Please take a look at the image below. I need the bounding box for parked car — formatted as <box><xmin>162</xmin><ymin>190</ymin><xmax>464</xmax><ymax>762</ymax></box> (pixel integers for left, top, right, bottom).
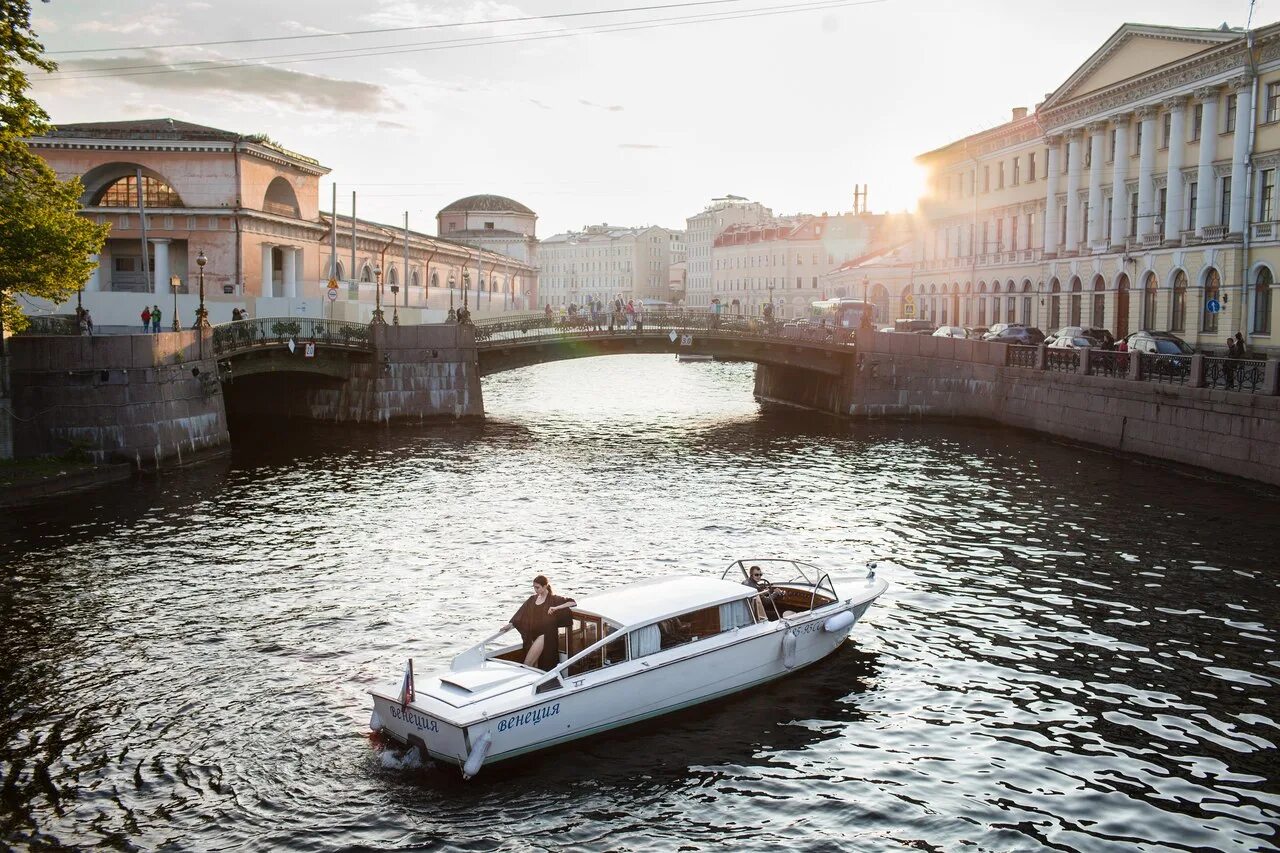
<box><xmin>966</xmin><ymin>326</ymin><xmax>989</xmax><ymax>339</ymax></box>
<box><xmin>982</xmin><ymin>323</ymin><xmax>1020</xmax><ymax>340</ymax></box>
<box><xmin>1123</xmin><ymin>330</ymin><xmax>1194</xmax><ymax>355</ymax></box>
<box><xmin>1050</xmin><ymin>325</ymin><xmax>1115</xmax><ymax>349</ymax></box>
<box><xmin>878</xmin><ymin>325</ymin><xmax>897</xmax><ymax>333</ymax></box>
<box><xmin>894</xmin><ymin>318</ymin><xmax>937</xmax><ymax>334</ymax></box>
<box><xmin>1049</xmin><ymin>335</ymin><xmax>1093</xmax><ymax>349</ymax></box>
<box><xmin>986</xmin><ymin>326</ymin><xmax>1046</xmax><ymax>345</ymax></box>
<box><xmin>932</xmin><ymin>325</ymin><xmax>968</xmax><ymax>338</ymax></box>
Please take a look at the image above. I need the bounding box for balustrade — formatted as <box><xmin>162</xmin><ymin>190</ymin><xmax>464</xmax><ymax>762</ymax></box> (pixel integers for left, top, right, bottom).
<box><xmin>1139</xmin><ymin>353</ymin><xmax>1192</xmax><ymax>385</ymax></box>
<box><xmin>1045</xmin><ymin>349</ymin><xmax>1079</xmax><ymax>373</ymax></box>
<box><xmin>1088</xmin><ymin>350</ymin><xmax>1128</xmax><ymax>378</ymax></box>
<box><xmin>1005</xmin><ymin>345</ymin><xmax>1038</xmax><ymax>368</ymax></box>
<box><xmin>211</xmin><ymin>317</ymin><xmax>372</xmax><ymax>356</ymax></box>
<box><xmin>1204</xmin><ymin>356</ymin><xmax>1268</xmax><ymax>393</ymax></box>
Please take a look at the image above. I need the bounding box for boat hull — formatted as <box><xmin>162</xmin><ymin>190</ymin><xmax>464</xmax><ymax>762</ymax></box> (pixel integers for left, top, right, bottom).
<box><xmin>371</xmin><ymin>597</ymin><xmax>877</xmax><ymax>771</ymax></box>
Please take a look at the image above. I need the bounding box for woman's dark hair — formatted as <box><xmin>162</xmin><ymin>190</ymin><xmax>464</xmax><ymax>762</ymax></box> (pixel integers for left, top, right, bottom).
<box><xmin>534</xmin><ymin>574</ymin><xmax>551</xmax><ymax>594</ymax></box>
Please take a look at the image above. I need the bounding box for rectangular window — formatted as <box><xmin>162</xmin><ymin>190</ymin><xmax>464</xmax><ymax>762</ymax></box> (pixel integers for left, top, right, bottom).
<box><xmin>997</xmin><ymin>162</ymin><xmax>1005</xmax><ymax>189</ymax></box>
<box><xmin>983</xmin><ymin>165</ymin><xmax>990</xmax><ymax>192</ymax></box>
<box><xmin>812</xmin><ymin>276</ymin><xmax>818</xmax><ymax>289</ymax></box>
<box><xmin>1161</xmin><ymin>112</ymin><xmax>1171</xmax><ymax>147</ymax></box>
<box><xmin>1060</xmin><ymin>204</ymin><xmax>1067</xmax><ymax>245</ymax></box>
<box><xmin>1109</xmin><ymin>128</ymin><xmax>1117</xmax><ymax>161</ymax></box>
<box><xmin>981</xmin><ymin>222</ymin><xmax>989</xmax><ymax>251</ymax></box>
<box><xmin>1191</xmin><ymin>104</ymin><xmax>1203</xmax><ymax>141</ymax></box>
<box><xmin>1134</xmin><ymin>121</ymin><xmax>1143</xmax><ymax>155</ymax></box>
<box><xmin>1011</xmin><ymin>216</ymin><xmax>1019</xmax><ymax>249</ymax></box>
<box><xmin>1269</xmin><ymin>82</ymin><xmax>1280</xmax><ymax>123</ymax></box>
<box><xmin>1226</xmin><ymin>93</ymin><xmax>1238</xmax><ymax>132</ymax></box>
<box><xmin>1105</xmin><ymin>195</ymin><xmax>1114</xmax><ymax>235</ymax></box>
<box><xmin>1158</xmin><ymin>187</ymin><xmax>1168</xmax><ymax>226</ymax></box>
<box><xmin>1028</xmin><ymin>151</ymin><xmax>1037</xmax><ymax>182</ymax></box>
<box><xmin>1188</xmin><ymin>182</ymin><xmax>1198</xmax><ymax>230</ymax></box>
<box><xmin>1221</xmin><ymin>175</ymin><xmax>1232</xmax><ymax>224</ymax></box>
<box><xmin>1012</xmin><ymin>158</ymin><xmax>1021</xmax><ymax>185</ymax></box>
<box><xmin>1026</xmin><ymin>212</ymin><xmax>1036</xmax><ymax>249</ymax></box>
<box><xmin>995</xmin><ymin>219</ymin><xmax>1004</xmax><ymax>249</ymax></box>
<box><xmin>1084</xmin><ymin>144</ymin><xmax>1091</xmax><ymax>169</ymax></box>
<box><xmin>1130</xmin><ymin>191</ymin><xmax>1139</xmax><ymax>238</ymax></box>
<box><xmin>1261</xmin><ymin>169</ymin><xmax>1275</xmax><ymax>221</ymax></box>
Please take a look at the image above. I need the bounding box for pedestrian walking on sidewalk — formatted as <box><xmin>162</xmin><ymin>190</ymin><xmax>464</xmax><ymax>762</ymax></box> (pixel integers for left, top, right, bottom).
<box><xmin>141</xmin><ymin>306</ymin><xmax>151</xmax><ymax>332</ymax></box>
<box><xmin>151</xmin><ymin>305</ymin><xmax>161</xmax><ymax>333</ymax></box>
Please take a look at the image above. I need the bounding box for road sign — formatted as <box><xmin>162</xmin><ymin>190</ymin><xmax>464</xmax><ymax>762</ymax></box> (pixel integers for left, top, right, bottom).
<box><xmin>903</xmin><ymin>293</ymin><xmax>915</xmax><ymax>305</ymax></box>
<box><xmin>1206</xmin><ymin>298</ymin><xmax>1222</xmax><ymax>314</ymax></box>
<box><xmin>903</xmin><ymin>304</ymin><xmax>916</xmax><ymax>317</ymax></box>
<box><xmin>327</xmin><ymin>286</ymin><xmax>338</xmax><ymax>302</ymax></box>
<box><xmin>304</xmin><ymin>342</ymin><xmax>316</xmax><ymax>358</ymax></box>
<box><xmin>680</xmin><ymin>335</ymin><xmax>693</xmax><ymax>346</ymax></box>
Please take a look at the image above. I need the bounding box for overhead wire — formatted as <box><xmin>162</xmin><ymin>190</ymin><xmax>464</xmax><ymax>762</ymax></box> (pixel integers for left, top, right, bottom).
<box><xmin>47</xmin><ymin>0</ymin><xmax>886</xmax><ymax>81</ymax></box>
<box><xmin>47</xmin><ymin>0</ymin><xmax>765</xmax><ymax>55</ymax></box>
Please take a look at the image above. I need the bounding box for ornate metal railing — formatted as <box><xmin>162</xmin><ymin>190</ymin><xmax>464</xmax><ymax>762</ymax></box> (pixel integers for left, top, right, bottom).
<box><xmin>1088</xmin><ymin>350</ymin><xmax>1128</xmax><ymax>378</ymax></box>
<box><xmin>472</xmin><ymin>309</ymin><xmax>857</xmax><ymax>348</ymax></box>
<box><xmin>1204</xmin><ymin>356</ymin><xmax>1268</xmax><ymax>393</ymax></box>
<box><xmin>1140</xmin><ymin>353</ymin><xmax>1192</xmax><ymax>385</ymax></box>
<box><xmin>1006</xmin><ymin>345</ymin><xmax>1038</xmax><ymax>368</ymax></box>
<box><xmin>1045</xmin><ymin>348</ymin><xmax>1079</xmax><ymax>373</ymax></box>
<box><xmin>212</xmin><ymin>317</ymin><xmax>372</xmax><ymax>357</ymax></box>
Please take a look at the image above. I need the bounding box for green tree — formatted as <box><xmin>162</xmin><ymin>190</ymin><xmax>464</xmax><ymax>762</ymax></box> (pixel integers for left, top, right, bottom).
<box><xmin>0</xmin><ymin>0</ymin><xmax>107</xmax><ymax>338</ymax></box>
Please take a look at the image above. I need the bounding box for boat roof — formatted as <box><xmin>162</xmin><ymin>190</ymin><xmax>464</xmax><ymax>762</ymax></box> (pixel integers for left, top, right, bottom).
<box><xmin>575</xmin><ymin>575</ymin><xmax>753</xmax><ymax>627</ymax></box>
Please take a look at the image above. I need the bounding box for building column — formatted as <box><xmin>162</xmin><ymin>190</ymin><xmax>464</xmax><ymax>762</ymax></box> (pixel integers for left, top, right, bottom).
<box><xmin>282</xmin><ymin>246</ymin><xmax>298</xmax><ymax>298</ymax></box>
<box><xmin>1164</xmin><ymin>97</ymin><xmax>1188</xmax><ymax>243</ymax></box>
<box><xmin>1065</xmin><ymin>129</ymin><xmax>1084</xmax><ymax>252</ymax></box>
<box><xmin>1136</xmin><ymin>104</ymin><xmax>1158</xmax><ymax>238</ymax></box>
<box><xmin>85</xmin><ymin>254</ymin><xmax>101</xmax><ymax>292</ymax></box>
<box><xmin>1086</xmin><ymin>122</ymin><xmax>1107</xmax><ymax>246</ymax></box>
<box><xmin>1229</xmin><ymin>76</ymin><xmax>1254</xmax><ymax>234</ymax></box>
<box><xmin>150</xmin><ymin>238</ymin><xmax>171</xmax><ymax>296</ymax></box>
<box><xmin>1044</xmin><ymin>135</ymin><xmax>1062</xmax><ymax>256</ymax></box>
<box><xmin>261</xmin><ymin>243</ymin><xmax>274</xmax><ymax>298</ymax></box>
<box><xmin>1110</xmin><ymin>115</ymin><xmax>1131</xmax><ymax>247</ymax></box>
<box><xmin>1194</xmin><ymin>87</ymin><xmax>1221</xmax><ymax>235</ymax></box>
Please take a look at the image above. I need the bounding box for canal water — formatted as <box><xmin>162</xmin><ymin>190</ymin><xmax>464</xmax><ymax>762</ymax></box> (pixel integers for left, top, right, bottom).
<box><xmin>2</xmin><ymin>355</ymin><xmax>1277</xmax><ymax>852</ymax></box>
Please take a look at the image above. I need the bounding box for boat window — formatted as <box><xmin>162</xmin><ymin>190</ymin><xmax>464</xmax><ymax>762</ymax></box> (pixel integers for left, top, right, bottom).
<box><xmin>653</xmin><ymin>605</ymin><xmax>723</xmax><ymax>652</ymax></box>
<box><xmin>602</xmin><ymin>625</ymin><xmax>627</xmax><ymax>666</ymax></box>
<box><xmin>564</xmin><ymin>615</ymin><xmax>602</xmax><ymax>676</ymax></box>
<box><xmin>719</xmin><ymin>598</ymin><xmax>756</xmax><ymax>629</ymax></box>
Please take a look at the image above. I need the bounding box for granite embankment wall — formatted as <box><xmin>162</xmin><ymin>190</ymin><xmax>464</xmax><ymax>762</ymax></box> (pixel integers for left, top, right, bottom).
<box><xmin>8</xmin><ymin>331</ymin><xmax>229</xmax><ymax>467</ymax></box>
<box><xmin>756</xmin><ymin>331</ymin><xmax>1280</xmax><ymax>487</ymax></box>
<box><xmin>311</xmin><ymin>323</ymin><xmax>482</xmax><ymax>422</ymax></box>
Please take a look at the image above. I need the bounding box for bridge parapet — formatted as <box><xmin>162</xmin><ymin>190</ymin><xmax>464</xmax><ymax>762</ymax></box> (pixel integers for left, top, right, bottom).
<box><xmin>212</xmin><ymin>317</ymin><xmax>373</xmax><ymax>359</ymax></box>
<box><xmin>473</xmin><ymin>309</ymin><xmax>857</xmax><ymax>349</ymax></box>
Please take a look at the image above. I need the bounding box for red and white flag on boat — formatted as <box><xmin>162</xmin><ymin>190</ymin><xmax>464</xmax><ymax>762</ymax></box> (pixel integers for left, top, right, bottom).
<box><xmin>399</xmin><ymin>659</ymin><xmax>415</xmax><ymax>710</ymax></box>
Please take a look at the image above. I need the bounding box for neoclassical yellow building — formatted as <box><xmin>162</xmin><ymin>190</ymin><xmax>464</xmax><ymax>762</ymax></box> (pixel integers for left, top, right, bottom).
<box><xmin>907</xmin><ymin>22</ymin><xmax>1279</xmax><ymax>352</ymax></box>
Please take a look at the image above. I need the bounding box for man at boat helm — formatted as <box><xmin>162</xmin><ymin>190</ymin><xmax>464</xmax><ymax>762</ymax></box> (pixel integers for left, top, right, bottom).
<box><xmin>744</xmin><ymin>565</ymin><xmax>784</xmax><ymax>620</ymax></box>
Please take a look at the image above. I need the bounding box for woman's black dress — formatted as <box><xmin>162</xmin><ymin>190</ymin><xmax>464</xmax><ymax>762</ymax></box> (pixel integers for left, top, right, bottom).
<box><xmin>510</xmin><ymin>594</ymin><xmax>573</xmax><ymax>670</ymax></box>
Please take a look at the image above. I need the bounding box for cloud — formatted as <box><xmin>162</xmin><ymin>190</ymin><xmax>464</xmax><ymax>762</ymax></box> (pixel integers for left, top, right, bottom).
<box><xmin>376</xmin><ymin>119</ymin><xmax>411</xmax><ymax>130</ymax></box>
<box><xmin>579</xmin><ymin>99</ymin><xmax>623</xmax><ymax>112</ymax></box>
<box><xmin>363</xmin><ymin>0</ymin><xmax>529</xmax><ymax>30</ymax></box>
<box><xmin>58</xmin><ymin>52</ymin><xmax>394</xmax><ymax>115</ymax></box>
<box><xmin>76</xmin><ymin>17</ymin><xmax>177</xmax><ymax>37</ymax></box>
<box><xmin>618</xmin><ymin>143</ymin><xmax>660</xmax><ymax>149</ymax></box>
<box><xmin>528</xmin><ymin>98</ymin><xmax>551</xmax><ymax>110</ymax></box>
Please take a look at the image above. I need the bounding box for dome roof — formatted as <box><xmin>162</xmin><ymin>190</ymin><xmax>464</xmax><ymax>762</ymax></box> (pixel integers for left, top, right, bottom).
<box><xmin>439</xmin><ymin>194</ymin><xmax>535</xmax><ymax>215</ymax></box>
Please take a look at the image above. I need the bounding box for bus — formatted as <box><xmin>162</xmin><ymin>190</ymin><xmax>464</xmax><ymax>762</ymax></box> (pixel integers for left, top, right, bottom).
<box><xmin>808</xmin><ymin>298</ymin><xmax>878</xmax><ymax>329</ymax></box>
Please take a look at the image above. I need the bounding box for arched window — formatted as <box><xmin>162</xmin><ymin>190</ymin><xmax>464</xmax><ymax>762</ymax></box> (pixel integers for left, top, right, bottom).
<box><xmin>263</xmin><ymin>177</ymin><xmax>301</xmax><ymax>218</ymax></box>
<box><xmin>1115</xmin><ymin>273</ymin><xmax>1131</xmax><ymax>339</ymax></box>
<box><xmin>1021</xmin><ymin>280</ymin><xmax>1033</xmax><ymax>325</ymax></box>
<box><xmin>1092</xmin><ymin>275</ymin><xmax>1105</xmax><ymax>328</ymax></box>
<box><xmin>431</xmin><ymin>271</ymin><xmax>439</xmax><ymax>291</ymax></box>
<box><xmin>388</xmin><ymin>267</ymin><xmax>399</xmax><ymax>286</ymax></box>
<box><xmin>1142</xmin><ymin>272</ymin><xmax>1158</xmax><ymax>330</ymax></box>
<box><xmin>1171</xmin><ymin>269</ymin><xmax>1187</xmax><ymax>332</ymax></box>
<box><xmin>1253</xmin><ymin>266</ymin><xmax>1273</xmax><ymax>334</ymax></box>
<box><xmin>1049</xmin><ymin>278</ymin><xmax>1062</xmax><ymax>332</ymax></box>
<box><xmin>335</xmin><ymin>261</ymin><xmax>346</xmax><ymax>281</ymax></box>
<box><xmin>990</xmin><ymin>280</ymin><xmax>1001</xmax><ymax>324</ymax></box>
<box><xmin>1069</xmin><ymin>276</ymin><xmax>1082</xmax><ymax>326</ymax></box>
<box><xmin>360</xmin><ymin>265</ymin><xmax>372</xmax><ymax>283</ymax></box>
<box><xmin>411</xmin><ymin>269</ymin><xmax>420</xmax><ymax>288</ymax></box>
<box><xmin>1201</xmin><ymin>268</ymin><xmax>1221</xmax><ymax>333</ymax></box>
<box><xmin>978</xmin><ymin>281</ymin><xmax>988</xmax><ymax>327</ymax></box>
<box><xmin>92</xmin><ymin>174</ymin><xmax>183</xmax><ymax>207</ymax></box>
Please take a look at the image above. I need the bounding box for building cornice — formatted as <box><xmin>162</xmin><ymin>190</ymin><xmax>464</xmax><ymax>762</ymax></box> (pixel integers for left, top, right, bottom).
<box><xmin>26</xmin><ymin>136</ymin><xmax>331</xmax><ymax>176</ymax></box>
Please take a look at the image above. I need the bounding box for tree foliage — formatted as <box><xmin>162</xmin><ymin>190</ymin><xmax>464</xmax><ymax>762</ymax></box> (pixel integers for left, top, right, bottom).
<box><xmin>0</xmin><ymin>0</ymin><xmax>107</xmax><ymax>335</ymax></box>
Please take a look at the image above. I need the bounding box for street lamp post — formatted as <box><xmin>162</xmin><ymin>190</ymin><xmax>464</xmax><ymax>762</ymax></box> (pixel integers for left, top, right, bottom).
<box><xmin>169</xmin><ymin>275</ymin><xmax>181</xmax><ymax>331</ymax></box>
<box><xmin>390</xmin><ymin>283</ymin><xmax>400</xmax><ymax>325</ymax></box>
<box><xmin>195</xmin><ymin>250</ymin><xmax>210</xmax><ymax>329</ymax></box>
<box><xmin>449</xmin><ymin>274</ymin><xmax>455</xmax><ymax>312</ymax></box>
<box><xmin>372</xmin><ymin>263</ymin><xmax>386</xmax><ymax>324</ymax></box>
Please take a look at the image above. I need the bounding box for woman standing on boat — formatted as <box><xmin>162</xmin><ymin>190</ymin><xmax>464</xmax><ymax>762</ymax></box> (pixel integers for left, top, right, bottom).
<box><xmin>500</xmin><ymin>575</ymin><xmax>575</xmax><ymax>670</ymax></box>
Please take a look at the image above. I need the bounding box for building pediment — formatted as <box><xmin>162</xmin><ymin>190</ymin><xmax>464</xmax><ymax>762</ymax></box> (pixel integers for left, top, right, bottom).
<box><xmin>1040</xmin><ymin>24</ymin><xmax>1240</xmax><ymax>111</ymax></box>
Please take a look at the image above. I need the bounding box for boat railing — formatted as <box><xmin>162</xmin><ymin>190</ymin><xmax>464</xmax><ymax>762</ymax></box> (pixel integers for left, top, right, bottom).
<box><xmin>450</xmin><ymin>629</ymin><xmax>514</xmax><ymax>671</ymax></box>
<box><xmin>721</xmin><ymin>558</ymin><xmax>825</xmax><ymax>588</ymax></box>
<box><xmin>809</xmin><ymin>573</ymin><xmax>838</xmax><ymax>611</ymax></box>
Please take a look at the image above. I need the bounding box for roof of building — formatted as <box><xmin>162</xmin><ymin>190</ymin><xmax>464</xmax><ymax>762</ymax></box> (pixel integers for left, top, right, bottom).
<box><xmin>43</xmin><ymin>118</ymin><xmax>325</xmax><ymax>168</ymax></box>
<box><xmin>573</xmin><ymin>575</ymin><xmax>754</xmax><ymax>626</ymax></box>
<box><xmin>439</xmin><ymin>194</ymin><xmax>536</xmax><ymax>215</ymax></box>
<box><xmin>446</xmin><ymin>228</ymin><xmax>530</xmax><ymax>239</ymax></box>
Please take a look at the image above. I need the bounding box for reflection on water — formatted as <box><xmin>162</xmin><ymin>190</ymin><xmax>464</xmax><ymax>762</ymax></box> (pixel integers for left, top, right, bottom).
<box><xmin>1</xmin><ymin>355</ymin><xmax>1277</xmax><ymax>852</ymax></box>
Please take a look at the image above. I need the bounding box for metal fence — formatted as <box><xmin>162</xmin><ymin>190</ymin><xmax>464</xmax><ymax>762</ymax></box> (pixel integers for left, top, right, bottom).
<box><xmin>1204</xmin><ymin>356</ymin><xmax>1268</xmax><ymax>393</ymax></box>
<box><xmin>472</xmin><ymin>309</ymin><xmax>857</xmax><ymax>348</ymax></box>
<box><xmin>1045</xmin><ymin>349</ymin><xmax>1079</xmax><ymax>373</ymax></box>
<box><xmin>212</xmin><ymin>317</ymin><xmax>372</xmax><ymax>357</ymax></box>
<box><xmin>1140</xmin><ymin>353</ymin><xmax>1191</xmax><ymax>385</ymax></box>
<box><xmin>1088</xmin><ymin>350</ymin><xmax>1129</xmax><ymax>378</ymax></box>
<box><xmin>1006</xmin><ymin>345</ymin><xmax>1038</xmax><ymax>368</ymax></box>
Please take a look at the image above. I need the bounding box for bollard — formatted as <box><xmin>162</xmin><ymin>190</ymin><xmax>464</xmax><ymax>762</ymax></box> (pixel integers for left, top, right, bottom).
<box><xmin>1078</xmin><ymin>346</ymin><xmax>1091</xmax><ymax>375</ymax></box>
<box><xmin>1127</xmin><ymin>350</ymin><xmax>1143</xmax><ymax>381</ymax></box>
<box><xmin>1265</xmin><ymin>358</ymin><xmax>1280</xmax><ymax>396</ymax></box>
<box><xmin>1036</xmin><ymin>343</ymin><xmax>1048</xmax><ymax>370</ymax></box>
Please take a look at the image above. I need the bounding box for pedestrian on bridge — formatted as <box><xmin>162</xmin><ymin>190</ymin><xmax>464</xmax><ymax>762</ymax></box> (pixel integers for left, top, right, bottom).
<box><xmin>151</xmin><ymin>305</ymin><xmax>162</xmax><ymax>333</ymax></box>
<box><xmin>140</xmin><ymin>306</ymin><xmax>151</xmax><ymax>332</ymax></box>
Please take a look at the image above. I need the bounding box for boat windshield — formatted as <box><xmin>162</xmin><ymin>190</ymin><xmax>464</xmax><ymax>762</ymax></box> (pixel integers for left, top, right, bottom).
<box><xmin>721</xmin><ymin>559</ymin><xmax>823</xmax><ymax>587</ymax></box>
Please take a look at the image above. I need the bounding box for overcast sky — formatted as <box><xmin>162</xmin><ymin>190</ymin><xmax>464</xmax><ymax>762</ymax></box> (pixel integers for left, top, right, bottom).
<box><xmin>31</xmin><ymin>0</ymin><xmax>1272</xmax><ymax>237</ymax></box>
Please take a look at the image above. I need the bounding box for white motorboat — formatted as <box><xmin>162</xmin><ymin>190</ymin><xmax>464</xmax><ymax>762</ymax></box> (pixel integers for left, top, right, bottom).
<box><xmin>368</xmin><ymin>560</ymin><xmax>887</xmax><ymax>778</ymax></box>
